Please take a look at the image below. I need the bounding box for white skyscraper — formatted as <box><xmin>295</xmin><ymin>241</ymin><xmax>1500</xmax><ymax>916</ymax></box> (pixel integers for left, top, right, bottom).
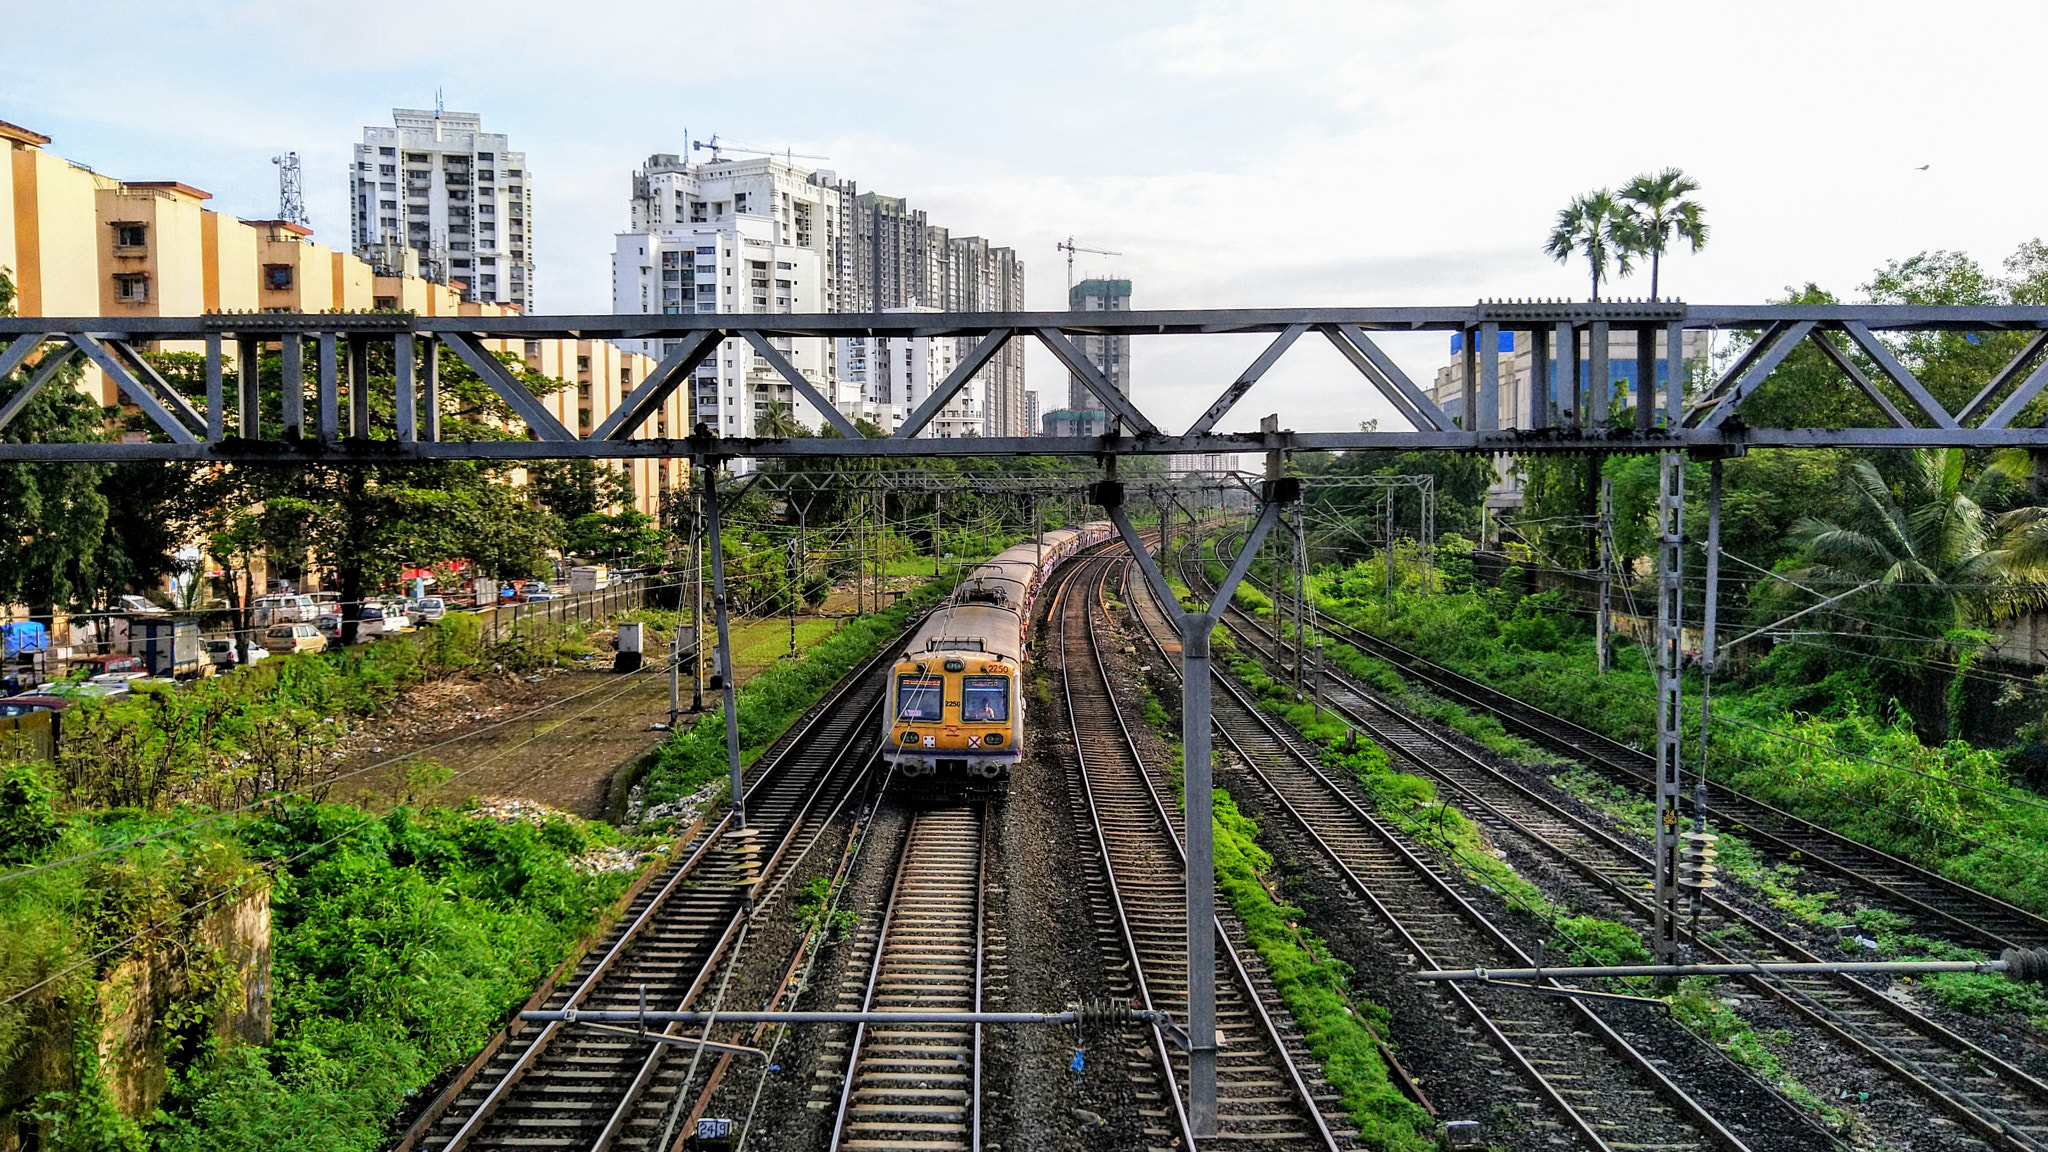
<box><xmin>352</xmin><ymin>107</ymin><xmax>533</xmax><ymax>310</ymax></box>
<box><xmin>611</xmin><ymin>152</ymin><xmax>847</xmax><ymax>439</ymax></box>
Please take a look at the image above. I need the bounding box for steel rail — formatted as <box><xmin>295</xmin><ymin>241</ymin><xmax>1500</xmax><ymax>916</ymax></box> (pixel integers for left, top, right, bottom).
<box><xmin>589</xmin><ymin>717</ymin><xmax>890</xmax><ymax>1152</ymax></box>
<box><xmin>1231</xmin><ymin>550</ymin><xmax>2048</xmax><ymax>955</ymax></box>
<box><xmin>422</xmin><ymin>622</ymin><xmax>915</xmax><ymax>1152</ymax></box>
<box><xmin>1065</xmin><ymin>552</ymin><xmax>1343</xmax><ymax>1149</ymax></box>
<box><xmin>826</xmin><ymin>805</ymin><xmax>986</xmax><ymax>1150</ymax></box>
<box><xmin>1147</xmin><ymin>555</ymin><xmax>1766</xmax><ymax>1152</ymax></box>
<box><xmin>1198</xmin><ymin>544</ymin><xmax>2048</xmax><ymax>1151</ymax></box>
<box><xmin>1049</xmin><ymin>552</ymin><xmax>1198</xmax><ymax>1149</ymax></box>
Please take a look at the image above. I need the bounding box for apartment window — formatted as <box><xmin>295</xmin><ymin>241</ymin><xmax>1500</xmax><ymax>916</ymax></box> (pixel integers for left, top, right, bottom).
<box><xmin>507</xmin><ymin>169</ymin><xmax>521</xmax><ymax>177</ymax></box>
<box><xmin>113</xmin><ymin>273</ymin><xmax>149</xmax><ymax>302</ymax></box>
<box><xmin>477</xmin><ymin>204</ymin><xmax>494</xmax><ymax>215</ymax></box>
<box><xmin>452</xmin><ymin>258</ymin><xmax>471</xmax><ymax>268</ymax></box>
<box><xmin>379</xmin><ymin>164</ymin><xmax>395</xmax><ymax>176</ymax></box>
<box><xmin>405</xmin><ymin>152</ymin><xmax>427</xmax><ymax>162</ymax></box>
<box><xmin>379</xmin><ymin>147</ymin><xmax>396</xmax><ymax>156</ymax></box>
<box><xmin>380</xmin><ymin>200</ymin><xmax>397</xmax><ymax>210</ymax></box>
<box><xmin>690</xmin><ymin>201</ymin><xmax>707</xmax><ymax>222</ymax></box>
<box><xmin>577</xmin><ymin>356</ymin><xmax>590</xmax><ymax>371</ymax></box>
<box><xmin>697</xmin><ymin>246</ymin><xmax>714</xmax><ymax>256</ymax></box>
<box><xmin>112</xmin><ymin>222</ymin><xmax>146</xmax><ymax>249</ymax></box>
<box><xmin>734</xmin><ymin>192</ymin><xmax>749</xmax><ymax>213</ymax></box>
<box><xmin>777</xmin><ymin>261</ymin><xmax>794</xmax><ymax>270</ymax></box>
<box><xmin>479</xmin><ymin>170</ymin><xmax>494</xmax><ymax>181</ymax></box>
<box><xmin>263</xmin><ymin>264</ymin><xmax>293</xmax><ymax>290</ymax></box>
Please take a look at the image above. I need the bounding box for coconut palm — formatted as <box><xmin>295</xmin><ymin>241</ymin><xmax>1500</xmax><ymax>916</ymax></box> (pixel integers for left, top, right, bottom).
<box><xmin>1617</xmin><ymin>168</ymin><xmax>1708</xmax><ymax>301</ymax></box>
<box><xmin>1545</xmin><ymin>191</ymin><xmax>1635</xmax><ymax>302</ymax></box>
<box><xmin>1784</xmin><ymin>450</ymin><xmax>2023</xmax><ymax>645</ymax></box>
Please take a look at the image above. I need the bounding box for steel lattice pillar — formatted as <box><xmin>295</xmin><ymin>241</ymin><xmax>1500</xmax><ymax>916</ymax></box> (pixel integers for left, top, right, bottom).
<box><xmin>1652</xmin><ymin>451</ymin><xmax>1685</xmax><ymax>962</ymax></box>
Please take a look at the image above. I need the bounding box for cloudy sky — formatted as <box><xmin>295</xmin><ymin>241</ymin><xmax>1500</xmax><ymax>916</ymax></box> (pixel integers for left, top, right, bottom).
<box><xmin>4</xmin><ymin>0</ymin><xmax>2040</xmax><ymax>433</ymax></box>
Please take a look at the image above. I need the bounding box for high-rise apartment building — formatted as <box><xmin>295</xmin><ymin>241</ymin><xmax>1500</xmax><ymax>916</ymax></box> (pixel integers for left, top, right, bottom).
<box><xmin>1023</xmin><ymin>390</ymin><xmax>1041</xmax><ymax>437</ymax></box>
<box><xmin>1066</xmin><ymin>278</ymin><xmax>1130</xmax><ymax>409</ymax></box>
<box><xmin>611</xmin><ymin>153</ymin><xmax>845</xmax><ymax>440</ymax></box>
<box><xmin>837</xmin><ymin>193</ymin><xmax>1026</xmax><ymax>435</ymax></box>
<box><xmin>352</xmin><ymin>108</ymin><xmax>533</xmax><ymax>310</ymax></box>
<box><xmin>611</xmin><ymin>151</ymin><xmax>1027</xmax><ymax>438</ymax></box>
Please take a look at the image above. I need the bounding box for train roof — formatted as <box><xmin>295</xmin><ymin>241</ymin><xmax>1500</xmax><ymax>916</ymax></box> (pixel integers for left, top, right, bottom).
<box><xmin>904</xmin><ymin>603</ymin><xmax>1024</xmax><ymax>661</ymax></box>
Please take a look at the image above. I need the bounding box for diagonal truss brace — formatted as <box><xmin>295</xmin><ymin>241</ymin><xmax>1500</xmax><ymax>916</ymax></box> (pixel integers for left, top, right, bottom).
<box><xmin>111</xmin><ymin>339</ymin><xmax>207</xmax><ymax>433</ymax></box>
<box><xmin>1184</xmin><ymin>324</ymin><xmax>1306</xmax><ymax>437</ymax></box>
<box><xmin>1960</xmin><ymin>330</ymin><xmax>2048</xmax><ymax>427</ymax></box>
<box><xmin>896</xmin><ymin>329</ymin><xmax>1013</xmax><ymax>439</ymax></box>
<box><xmin>1034</xmin><ymin>328</ymin><xmax>1160</xmax><ymax>436</ymax></box>
<box><xmin>71</xmin><ymin>333</ymin><xmax>199</xmax><ymax>444</ymax></box>
<box><xmin>1805</xmin><ymin>330</ymin><xmax>1914</xmax><ymax>428</ymax></box>
<box><xmin>1323</xmin><ymin>324</ymin><xmax>1455</xmax><ymax>432</ymax></box>
<box><xmin>741</xmin><ymin>331</ymin><xmax>864</xmax><ymax>439</ymax></box>
<box><xmin>1839</xmin><ymin>321</ymin><xmax>1958</xmax><ymax>429</ymax></box>
<box><xmin>0</xmin><ymin>341</ymin><xmax>79</xmax><ymax>434</ymax></box>
<box><xmin>0</xmin><ymin>332</ymin><xmax>52</xmax><ymax>382</ymax></box>
<box><xmin>1691</xmin><ymin>320</ymin><xmax>1815</xmax><ymax>429</ymax></box>
<box><xmin>444</xmin><ymin>332</ymin><xmax>576</xmax><ymax>442</ymax></box>
<box><xmin>591</xmin><ymin>329</ymin><xmax>721</xmax><ymax>441</ymax></box>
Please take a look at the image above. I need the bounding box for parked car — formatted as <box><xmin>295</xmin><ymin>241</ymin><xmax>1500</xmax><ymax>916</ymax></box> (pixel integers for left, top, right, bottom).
<box><xmin>315</xmin><ymin>613</ymin><xmax>342</xmax><ymax>640</ymax></box>
<box><xmin>0</xmin><ymin>695</ymin><xmax>71</xmax><ymax>717</ymax></box>
<box><xmin>524</xmin><ymin>589</ymin><xmax>556</xmax><ymax>603</ymax></box>
<box><xmin>359</xmin><ymin>606</ymin><xmax>414</xmax><ymax>636</ymax></box>
<box><xmin>252</xmin><ymin>593</ymin><xmax>318</xmax><ymax>628</ymax></box>
<box><xmin>264</xmin><ymin>623</ymin><xmax>326</xmax><ymax>655</ymax></box>
<box><xmin>414</xmin><ymin>596</ymin><xmax>448</xmax><ymax>622</ymax></box>
<box><xmin>204</xmin><ymin>637</ymin><xmax>239</xmax><ymax>670</ymax></box>
<box><xmin>72</xmin><ymin>653</ymin><xmax>144</xmax><ymax>678</ymax></box>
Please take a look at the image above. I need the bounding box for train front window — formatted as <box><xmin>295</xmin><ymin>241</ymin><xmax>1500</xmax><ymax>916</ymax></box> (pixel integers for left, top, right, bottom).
<box><xmin>896</xmin><ymin>675</ymin><xmax>943</xmax><ymax>722</ymax></box>
<box><xmin>961</xmin><ymin>676</ymin><xmax>1010</xmax><ymax>723</ymax></box>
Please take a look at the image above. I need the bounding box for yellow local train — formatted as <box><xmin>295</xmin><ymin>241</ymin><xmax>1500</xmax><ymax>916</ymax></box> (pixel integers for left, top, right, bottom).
<box><xmin>886</xmin><ymin>523</ymin><xmax>1112</xmax><ymax>795</ymax></box>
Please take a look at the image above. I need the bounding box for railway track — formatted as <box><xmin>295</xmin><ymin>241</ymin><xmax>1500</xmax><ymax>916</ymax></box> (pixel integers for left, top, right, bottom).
<box><xmin>403</xmin><ymin>636</ymin><xmax>905</xmax><ymax>1152</ymax></box>
<box><xmin>1180</xmin><ymin>543</ymin><xmax>2048</xmax><ymax>1151</ymax></box>
<box><xmin>1125</xmin><ymin>558</ymin><xmax>1767</xmax><ymax>1152</ymax></box>
<box><xmin>1059</xmin><ymin>551</ymin><xmax>1349</xmax><ymax>1151</ymax></box>
<box><xmin>827</xmin><ymin>806</ymin><xmax>987</xmax><ymax>1151</ymax></box>
<box><xmin>1217</xmin><ymin>535</ymin><xmax>2048</xmax><ymax>956</ymax></box>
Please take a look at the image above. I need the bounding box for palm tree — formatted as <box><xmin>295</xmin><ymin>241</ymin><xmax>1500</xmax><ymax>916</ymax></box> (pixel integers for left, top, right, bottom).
<box><xmin>1545</xmin><ymin>191</ymin><xmax>1634</xmax><ymax>302</ymax></box>
<box><xmin>1776</xmin><ymin>450</ymin><xmax>2048</xmax><ymax>734</ymax></box>
<box><xmin>1617</xmin><ymin>169</ymin><xmax>1708</xmax><ymax>301</ymax></box>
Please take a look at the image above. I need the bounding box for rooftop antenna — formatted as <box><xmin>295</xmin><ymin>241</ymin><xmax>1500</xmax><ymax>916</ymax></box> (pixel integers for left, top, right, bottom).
<box><xmin>271</xmin><ymin>152</ymin><xmax>308</xmax><ymax>226</ymax></box>
<box><xmin>1056</xmin><ymin>236</ymin><xmax>1120</xmax><ymax>293</ymax></box>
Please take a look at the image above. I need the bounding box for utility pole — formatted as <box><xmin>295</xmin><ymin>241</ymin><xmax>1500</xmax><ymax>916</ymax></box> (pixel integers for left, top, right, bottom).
<box><xmin>1384</xmin><ymin>487</ymin><xmax>1396</xmax><ymax>601</ymax></box>
<box><xmin>699</xmin><ymin>461</ymin><xmax>745</xmax><ymax>830</ymax></box>
<box><xmin>1698</xmin><ymin>458</ymin><xmax>1723</xmax><ymax>834</ymax></box>
<box><xmin>1292</xmin><ymin>502</ymin><xmax>1307</xmax><ymax>698</ymax></box>
<box><xmin>691</xmin><ymin>485</ymin><xmax>705</xmax><ymax>711</ymax></box>
<box><xmin>1597</xmin><ymin>476</ymin><xmax>1614</xmax><ymax>675</ymax></box>
<box><xmin>934</xmin><ymin>491</ymin><xmax>944</xmax><ymax>577</ymax></box>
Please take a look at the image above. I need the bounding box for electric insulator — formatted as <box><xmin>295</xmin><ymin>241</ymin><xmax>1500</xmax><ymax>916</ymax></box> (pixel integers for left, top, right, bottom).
<box><xmin>1678</xmin><ymin>831</ymin><xmax>1718</xmax><ymax>892</ymax></box>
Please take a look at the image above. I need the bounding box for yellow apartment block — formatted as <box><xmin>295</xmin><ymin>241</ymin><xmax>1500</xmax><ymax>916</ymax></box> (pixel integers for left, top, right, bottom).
<box><xmin>0</xmin><ymin>117</ymin><xmax>683</xmax><ymax>519</ymax></box>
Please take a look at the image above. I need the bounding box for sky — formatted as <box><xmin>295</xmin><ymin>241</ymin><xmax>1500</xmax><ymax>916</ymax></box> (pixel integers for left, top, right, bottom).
<box><xmin>4</xmin><ymin>0</ymin><xmax>2043</xmax><ymax>435</ymax></box>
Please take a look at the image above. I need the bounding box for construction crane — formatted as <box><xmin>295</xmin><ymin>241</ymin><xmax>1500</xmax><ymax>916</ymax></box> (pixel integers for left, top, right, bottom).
<box><xmin>692</xmin><ymin>134</ymin><xmax>828</xmax><ymax>165</ymax></box>
<box><xmin>271</xmin><ymin>152</ymin><xmax>308</xmax><ymax>226</ymax></box>
<box><xmin>1057</xmin><ymin>236</ymin><xmax>1120</xmax><ymax>292</ymax></box>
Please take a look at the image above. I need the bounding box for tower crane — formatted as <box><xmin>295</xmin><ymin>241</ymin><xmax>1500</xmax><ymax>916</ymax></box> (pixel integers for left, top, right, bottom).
<box><xmin>1056</xmin><ymin>236</ymin><xmax>1120</xmax><ymax>292</ymax></box>
<box><xmin>692</xmin><ymin>134</ymin><xmax>829</xmax><ymax>164</ymax></box>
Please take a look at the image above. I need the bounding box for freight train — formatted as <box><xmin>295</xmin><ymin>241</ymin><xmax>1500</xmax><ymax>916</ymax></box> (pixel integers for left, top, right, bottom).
<box><xmin>885</xmin><ymin>522</ymin><xmax>1113</xmax><ymax>795</ymax></box>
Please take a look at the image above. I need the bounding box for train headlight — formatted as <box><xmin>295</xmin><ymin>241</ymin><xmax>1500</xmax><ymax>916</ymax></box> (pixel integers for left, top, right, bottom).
<box><xmin>982</xmin><ymin>732</ymin><xmax>1004</xmax><ymax>747</ymax></box>
<box><xmin>901</xmin><ymin>731</ymin><xmax>920</xmax><ymax>745</ymax></box>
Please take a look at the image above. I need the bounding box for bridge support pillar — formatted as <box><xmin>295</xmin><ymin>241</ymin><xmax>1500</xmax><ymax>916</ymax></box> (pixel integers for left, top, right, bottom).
<box><xmin>1101</xmin><ymin>478</ymin><xmax>1290</xmax><ymax>1140</ymax></box>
